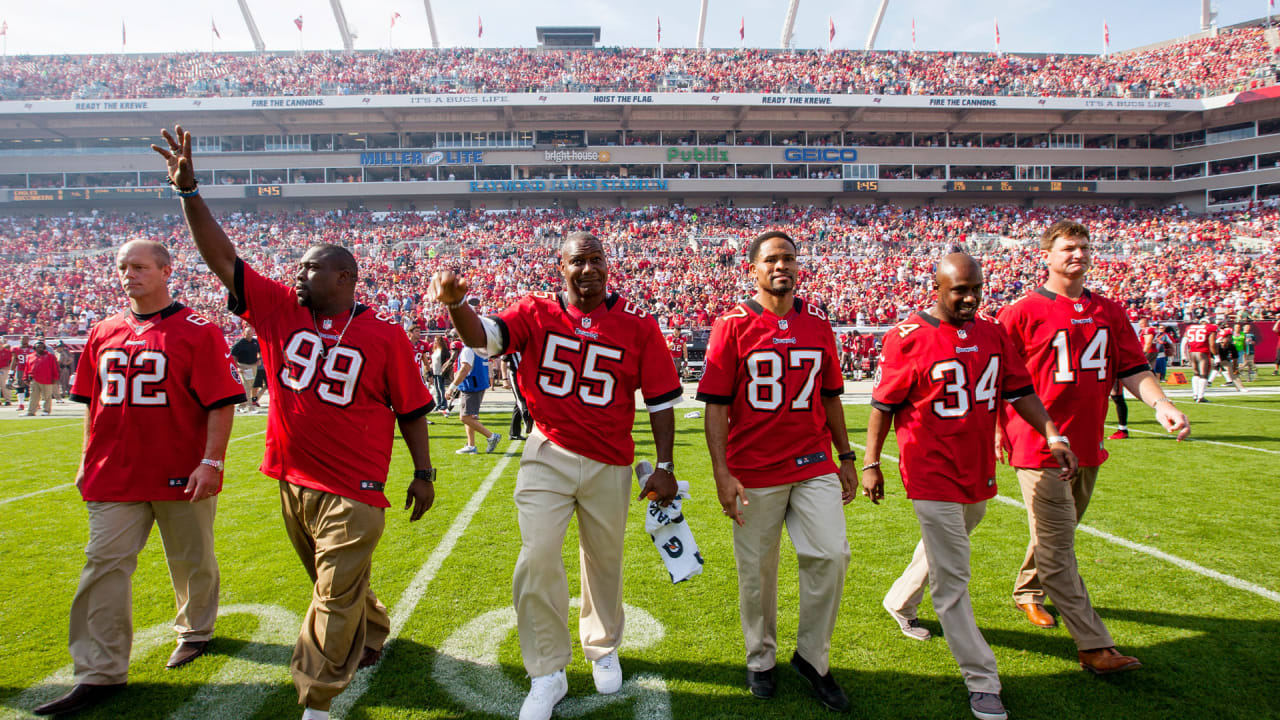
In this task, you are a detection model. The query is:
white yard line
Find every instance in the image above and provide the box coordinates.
[852,443,1280,604]
[1200,402,1280,413]
[331,443,522,719]
[0,422,78,438]
[0,483,73,507]
[229,429,266,443]
[1107,424,1280,455]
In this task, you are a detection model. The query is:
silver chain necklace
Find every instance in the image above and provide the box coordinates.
[311,308,355,360]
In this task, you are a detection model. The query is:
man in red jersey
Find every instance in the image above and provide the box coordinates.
[863,253,1076,720]
[430,231,680,720]
[997,220,1189,675]
[408,325,432,383]
[34,240,245,717]
[697,231,856,713]
[1183,313,1218,402]
[668,328,687,379]
[23,338,59,415]
[0,340,12,405]
[155,126,437,720]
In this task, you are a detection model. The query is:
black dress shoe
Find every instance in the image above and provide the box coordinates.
[790,652,851,713]
[33,683,126,716]
[166,640,210,669]
[746,667,776,698]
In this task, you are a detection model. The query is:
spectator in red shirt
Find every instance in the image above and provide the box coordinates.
[0,342,11,406]
[24,339,60,416]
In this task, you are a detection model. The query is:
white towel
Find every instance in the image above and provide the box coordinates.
[636,462,704,584]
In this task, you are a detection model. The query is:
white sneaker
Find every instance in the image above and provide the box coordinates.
[301,708,330,720]
[455,445,478,455]
[592,650,623,694]
[883,599,932,641]
[519,669,567,720]
[486,432,503,454]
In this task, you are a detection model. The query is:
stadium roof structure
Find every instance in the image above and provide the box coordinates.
[535,27,602,49]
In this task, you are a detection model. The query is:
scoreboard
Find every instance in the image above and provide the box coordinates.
[7,187,172,202]
[944,180,1096,193]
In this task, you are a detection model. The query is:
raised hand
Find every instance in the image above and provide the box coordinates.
[150,124,196,190]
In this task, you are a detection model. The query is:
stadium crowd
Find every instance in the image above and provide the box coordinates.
[1,203,1277,342]
[0,25,1273,102]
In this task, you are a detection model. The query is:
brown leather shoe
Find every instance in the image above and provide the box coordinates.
[166,640,209,669]
[1016,602,1058,628]
[1079,647,1142,675]
[33,683,126,715]
[358,646,382,669]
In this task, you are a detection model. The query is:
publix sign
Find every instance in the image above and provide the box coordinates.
[666,146,730,162]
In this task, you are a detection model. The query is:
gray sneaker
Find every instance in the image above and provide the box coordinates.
[485,432,502,453]
[969,692,1007,720]
[883,600,932,641]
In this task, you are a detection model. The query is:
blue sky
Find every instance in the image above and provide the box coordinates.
[0,1,1264,56]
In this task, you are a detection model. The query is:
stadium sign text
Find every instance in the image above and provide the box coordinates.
[468,178,669,193]
[783,148,858,162]
[360,151,484,166]
[761,95,833,105]
[667,147,729,162]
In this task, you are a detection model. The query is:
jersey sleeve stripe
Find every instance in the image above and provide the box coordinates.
[1002,384,1035,401]
[396,400,437,423]
[69,393,92,404]
[695,391,734,405]
[819,386,843,397]
[206,393,248,411]
[870,399,905,413]
[1117,363,1150,379]
[227,258,248,316]
[644,386,683,412]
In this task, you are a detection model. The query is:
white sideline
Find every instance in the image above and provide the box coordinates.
[1107,424,1280,455]
[852,444,1280,604]
[1196,402,1280,413]
[229,429,266,443]
[330,442,522,719]
[0,483,73,507]
[0,422,79,438]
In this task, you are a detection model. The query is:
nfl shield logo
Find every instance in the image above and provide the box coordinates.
[957,330,967,339]
[322,318,334,329]
[778,319,788,330]
[582,317,593,328]
[1074,303,1083,312]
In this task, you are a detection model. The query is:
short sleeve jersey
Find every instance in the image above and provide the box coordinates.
[413,340,432,369]
[1185,322,1218,353]
[229,260,435,507]
[1140,326,1157,353]
[492,291,681,466]
[872,312,1034,503]
[997,287,1149,469]
[696,298,844,488]
[70,304,246,502]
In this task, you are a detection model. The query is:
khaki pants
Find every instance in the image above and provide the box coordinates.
[237,363,257,408]
[279,481,390,711]
[0,369,10,402]
[512,429,631,677]
[69,499,219,684]
[884,499,985,621]
[733,474,850,675]
[1013,466,1113,651]
[27,380,54,415]
[911,499,1000,694]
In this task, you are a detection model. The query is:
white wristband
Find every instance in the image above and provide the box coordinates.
[1046,435,1070,446]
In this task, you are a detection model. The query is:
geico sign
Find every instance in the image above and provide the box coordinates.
[782,148,858,162]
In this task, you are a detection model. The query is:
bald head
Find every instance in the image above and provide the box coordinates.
[559,230,608,309]
[560,231,604,260]
[933,252,983,325]
[310,243,359,279]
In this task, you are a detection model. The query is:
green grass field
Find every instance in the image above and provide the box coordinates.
[1,378,1279,720]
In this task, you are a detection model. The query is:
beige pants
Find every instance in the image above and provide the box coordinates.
[733,473,850,675]
[512,429,631,677]
[884,499,985,621]
[27,380,54,414]
[237,363,257,408]
[279,481,390,711]
[69,499,219,684]
[910,499,1000,694]
[1013,466,1113,650]
[0,369,10,402]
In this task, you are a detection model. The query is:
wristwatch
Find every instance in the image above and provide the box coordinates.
[1047,435,1071,446]
[656,461,675,473]
[200,458,225,472]
[413,468,437,483]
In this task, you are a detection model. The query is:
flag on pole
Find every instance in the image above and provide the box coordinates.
[1103,21,1110,54]
[739,16,744,41]
[911,17,916,49]
[657,16,662,45]
[1,21,8,36]
[478,16,483,38]
[391,12,401,28]
[212,18,221,39]
[829,17,836,43]
[294,15,304,31]
[994,19,1001,54]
